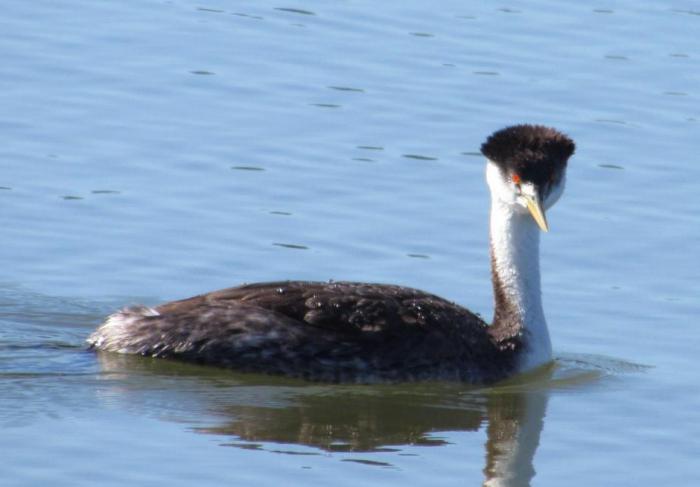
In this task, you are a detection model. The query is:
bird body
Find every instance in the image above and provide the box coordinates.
[88,124,576,384]
[90,281,515,383]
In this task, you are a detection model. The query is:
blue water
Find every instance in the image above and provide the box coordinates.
[2,1,700,485]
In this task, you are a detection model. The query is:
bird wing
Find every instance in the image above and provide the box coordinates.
[157,280,484,337]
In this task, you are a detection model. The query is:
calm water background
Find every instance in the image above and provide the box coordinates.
[2,0,699,485]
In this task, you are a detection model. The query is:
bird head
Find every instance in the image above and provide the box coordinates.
[482,124,575,231]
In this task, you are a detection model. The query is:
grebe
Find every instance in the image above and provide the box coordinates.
[88,124,575,383]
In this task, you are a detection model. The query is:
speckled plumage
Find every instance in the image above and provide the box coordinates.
[88,281,519,383]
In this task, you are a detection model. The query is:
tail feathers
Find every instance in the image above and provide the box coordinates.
[87,305,160,353]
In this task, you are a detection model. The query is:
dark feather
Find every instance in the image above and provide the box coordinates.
[88,281,519,383]
[480,124,575,187]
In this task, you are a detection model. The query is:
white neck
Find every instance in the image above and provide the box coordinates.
[486,163,552,371]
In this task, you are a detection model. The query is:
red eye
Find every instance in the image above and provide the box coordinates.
[512,174,521,185]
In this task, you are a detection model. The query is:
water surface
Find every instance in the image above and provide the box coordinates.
[2,1,700,485]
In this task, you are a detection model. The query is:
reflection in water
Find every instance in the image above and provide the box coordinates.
[482,391,547,487]
[94,354,612,486]
[200,387,483,451]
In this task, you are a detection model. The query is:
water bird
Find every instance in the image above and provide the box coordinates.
[88,124,575,383]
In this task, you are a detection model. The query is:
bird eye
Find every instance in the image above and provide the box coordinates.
[512,174,521,186]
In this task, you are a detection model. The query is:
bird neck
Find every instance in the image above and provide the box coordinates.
[488,195,552,371]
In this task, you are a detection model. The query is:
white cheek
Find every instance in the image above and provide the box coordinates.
[520,182,536,200]
[515,195,529,210]
[486,161,519,205]
[516,183,537,211]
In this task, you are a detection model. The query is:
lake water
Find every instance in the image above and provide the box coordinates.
[2,0,699,485]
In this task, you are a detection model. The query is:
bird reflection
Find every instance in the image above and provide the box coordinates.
[482,391,547,487]
[96,354,591,486]
[205,388,548,486]
[197,388,485,451]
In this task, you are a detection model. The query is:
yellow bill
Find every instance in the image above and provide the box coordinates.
[524,195,549,232]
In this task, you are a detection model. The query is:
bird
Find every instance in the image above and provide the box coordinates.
[87,124,576,384]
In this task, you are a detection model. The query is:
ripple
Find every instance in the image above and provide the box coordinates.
[310,103,341,108]
[352,157,374,162]
[402,154,438,161]
[223,442,264,450]
[197,7,224,13]
[555,353,651,375]
[91,189,121,194]
[410,32,434,38]
[341,458,394,468]
[232,165,265,171]
[269,211,292,216]
[190,70,215,75]
[473,71,499,76]
[273,242,308,250]
[480,353,648,394]
[407,253,430,259]
[670,9,700,16]
[599,163,624,170]
[328,86,364,93]
[233,12,264,20]
[0,341,81,353]
[61,195,83,200]
[270,449,320,456]
[275,7,315,16]
[594,118,627,124]
[357,146,383,151]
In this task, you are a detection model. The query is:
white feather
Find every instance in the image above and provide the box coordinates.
[486,161,553,372]
[87,306,159,353]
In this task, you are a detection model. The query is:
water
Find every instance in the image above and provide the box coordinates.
[2,0,699,485]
